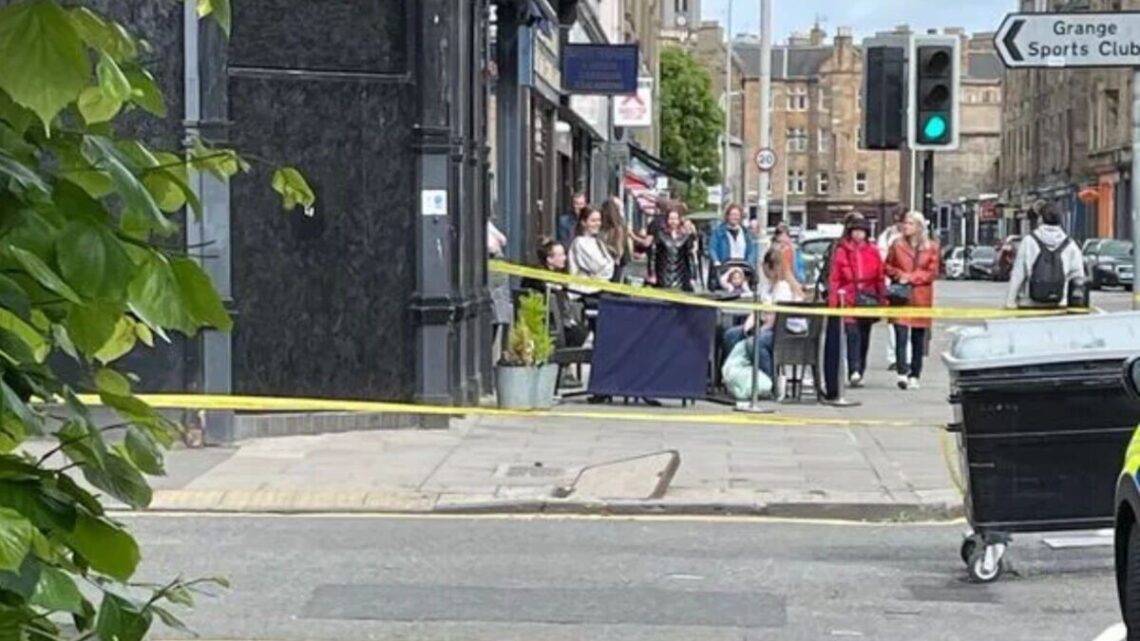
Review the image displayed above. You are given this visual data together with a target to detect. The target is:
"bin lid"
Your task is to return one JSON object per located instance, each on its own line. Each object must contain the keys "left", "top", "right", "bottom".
{"left": 942, "top": 312, "right": 1140, "bottom": 371}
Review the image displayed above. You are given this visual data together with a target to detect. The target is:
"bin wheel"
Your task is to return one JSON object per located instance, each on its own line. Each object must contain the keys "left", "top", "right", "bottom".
{"left": 960, "top": 536, "right": 978, "bottom": 564}
{"left": 967, "top": 545, "right": 1005, "bottom": 583}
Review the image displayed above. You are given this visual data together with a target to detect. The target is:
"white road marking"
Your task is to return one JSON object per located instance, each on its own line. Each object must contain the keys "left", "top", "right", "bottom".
{"left": 1042, "top": 530, "right": 1114, "bottom": 549}
{"left": 1092, "top": 623, "right": 1125, "bottom": 641}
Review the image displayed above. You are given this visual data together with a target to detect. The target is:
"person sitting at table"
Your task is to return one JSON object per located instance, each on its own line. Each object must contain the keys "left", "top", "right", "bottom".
{"left": 646, "top": 205, "right": 698, "bottom": 291}
{"left": 721, "top": 248, "right": 805, "bottom": 377}
{"left": 522, "top": 238, "right": 589, "bottom": 350}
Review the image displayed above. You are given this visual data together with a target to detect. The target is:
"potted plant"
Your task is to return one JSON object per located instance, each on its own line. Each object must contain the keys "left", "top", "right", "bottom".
{"left": 496, "top": 291, "right": 558, "bottom": 409}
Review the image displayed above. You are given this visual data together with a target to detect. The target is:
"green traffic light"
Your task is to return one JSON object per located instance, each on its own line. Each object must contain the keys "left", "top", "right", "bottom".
{"left": 922, "top": 114, "right": 947, "bottom": 142}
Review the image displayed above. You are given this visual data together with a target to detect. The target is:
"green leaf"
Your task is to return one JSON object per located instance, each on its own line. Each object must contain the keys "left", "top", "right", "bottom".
{"left": 78, "top": 86, "right": 124, "bottom": 125}
{"left": 0, "top": 90, "right": 35, "bottom": 136}
{"left": 0, "top": 413, "right": 28, "bottom": 453}
{"left": 30, "top": 565, "right": 84, "bottom": 614}
{"left": 0, "top": 507, "right": 33, "bottom": 571}
{"left": 95, "top": 368, "right": 131, "bottom": 396}
{"left": 122, "top": 65, "right": 165, "bottom": 117}
{"left": 0, "top": 275, "right": 30, "bottom": 321}
{"left": 55, "top": 221, "right": 133, "bottom": 303}
{"left": 134, "top": 321, "right": 154, "bottom": 348}
{"left": 271, "top": 166, "right": 316, "bottom": 212}
{"left": 9, "top": 246, "right": 81, "bottom": 303}
{"left": 123, "top": 427, "right": 163, "bottom": 475}
{"left": 81, "top": 136, "right": 175, "bottom": 236}
{"left": 96, "top": 593, "right": 152, "bottom": 641}
{"left": 0, "top": 149, "right": 48, "bottom": 194}
{"left": 1, "top": 381, "right": 41, "bottom": 433}
{"left": 68, "top": 8, "right": 137, "bottom": 62}
{"left": 82, "top": 451, "right": 151, "bottom": 509}
{"left": 57, "top": 419, "right": 105, "bottom": 468}
{"left": 197, "top": 0, "right": 232, "bottom": 36}
{"left": 171, "top": 258, "right": 231, "bottom": 331}
{"left": 0, "top": 308, "right": 47, "bottom": 363}
{"left": 94, "top": 316, "right": 137, "bottom": 364}
{"left": 128, "top": 254, "right": 195, "bottom": 334}
{"left": 55, "top": 143, "right": 115, "bottom": 198}
{"left": 151, "top": 605, "right": 190, "bottom": 633}
{"left": 67, "top": 512, "right": 138, "bottom": 581}
{"left": 0, "top": 554, "right": 42, "bottom": 598}
{"left": 67, "top": 303, "right": 118, "bottom": 356}
{"left": 0, "top": 1, "right": 90, "bottom": 130}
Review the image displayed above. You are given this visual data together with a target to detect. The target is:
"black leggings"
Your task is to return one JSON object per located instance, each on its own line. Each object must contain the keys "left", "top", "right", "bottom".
{"left": 845, "top": 319, "right": 875, "bottom": 378}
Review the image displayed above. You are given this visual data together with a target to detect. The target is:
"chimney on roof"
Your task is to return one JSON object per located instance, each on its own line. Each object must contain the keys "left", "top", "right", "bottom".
{"left": 809, "top": 21, "right": 826, "bottom": 46}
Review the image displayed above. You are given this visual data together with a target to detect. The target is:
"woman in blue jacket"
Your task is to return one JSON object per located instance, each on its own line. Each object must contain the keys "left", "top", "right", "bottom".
{"left": 708, "top": 204, "right": 758, "bottom": 289}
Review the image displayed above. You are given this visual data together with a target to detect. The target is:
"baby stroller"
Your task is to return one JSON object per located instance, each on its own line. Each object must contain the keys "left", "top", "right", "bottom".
{"left": 712, "top": 260, "right": 758, "bottom": 295}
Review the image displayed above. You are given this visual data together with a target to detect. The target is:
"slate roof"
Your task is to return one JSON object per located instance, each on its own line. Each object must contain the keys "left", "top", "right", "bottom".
{"left": 734, "top": 41, "right": 833, "bottom": 80}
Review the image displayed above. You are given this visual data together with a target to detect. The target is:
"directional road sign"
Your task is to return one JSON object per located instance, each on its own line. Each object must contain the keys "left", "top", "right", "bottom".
{"left": 996, "top": 12, "right": 1140, "bottom": 68}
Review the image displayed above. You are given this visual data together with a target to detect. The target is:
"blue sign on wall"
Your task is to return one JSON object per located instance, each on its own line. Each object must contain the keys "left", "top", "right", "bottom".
{"left": 562, "top": 44, "right": 640, "bottom": 95}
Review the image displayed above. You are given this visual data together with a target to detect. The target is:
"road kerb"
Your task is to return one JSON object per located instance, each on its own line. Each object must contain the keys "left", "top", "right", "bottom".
{"left": 128, "top": 489, "right": 964, "bottom": 522}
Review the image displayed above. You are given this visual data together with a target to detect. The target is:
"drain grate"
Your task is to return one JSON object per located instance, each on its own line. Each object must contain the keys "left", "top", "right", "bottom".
{"left": 495, "top": 463, "right": 567, "bottom": 479}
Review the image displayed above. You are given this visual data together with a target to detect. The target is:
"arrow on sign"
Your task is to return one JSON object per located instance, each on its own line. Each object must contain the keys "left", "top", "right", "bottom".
{"left": 1002, "top": 18, "right": 1024, "bottom": 62}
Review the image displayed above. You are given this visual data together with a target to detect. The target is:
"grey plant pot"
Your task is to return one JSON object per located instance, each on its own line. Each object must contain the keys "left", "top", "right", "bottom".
{"left": 532, "top": 363, "right": 559, "bottom": 410}
{"left": 496, "top": 363, "right": 560, "bottom": 410}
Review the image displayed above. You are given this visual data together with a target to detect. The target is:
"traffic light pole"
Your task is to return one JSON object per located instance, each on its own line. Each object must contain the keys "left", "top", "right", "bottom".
{"left": 1132, "top": 69, "right": 1140, "bottom": 310}
{"left": 922, "top": 150, "right": 935, "bottom": 222}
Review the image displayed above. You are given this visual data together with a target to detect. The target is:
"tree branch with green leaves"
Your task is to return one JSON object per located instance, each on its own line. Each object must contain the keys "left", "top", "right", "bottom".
{"left": 0, "top": 1, "right": 314, "bottom": 639}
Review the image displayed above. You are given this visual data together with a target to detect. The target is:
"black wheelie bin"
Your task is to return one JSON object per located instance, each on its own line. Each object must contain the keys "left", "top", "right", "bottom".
{"left": 942, "top": 312, "right": 1140, "bottom": 583}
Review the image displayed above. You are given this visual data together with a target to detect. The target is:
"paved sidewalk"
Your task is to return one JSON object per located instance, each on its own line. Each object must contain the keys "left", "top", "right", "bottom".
{"left": 126, "top": 323, "right": 964, "bottom": 520}
{"left": 3, "top": 321, "right": 964, "bottom": 520}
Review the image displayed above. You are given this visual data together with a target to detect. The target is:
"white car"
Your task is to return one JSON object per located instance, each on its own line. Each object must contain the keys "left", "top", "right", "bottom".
{"left": 944, "top": 246, "right": 966, "bottom": 280}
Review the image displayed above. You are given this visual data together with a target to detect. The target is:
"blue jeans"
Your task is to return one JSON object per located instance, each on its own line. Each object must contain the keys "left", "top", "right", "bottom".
{"left": 723, "top": 327, "right": 774, "bottom": 378}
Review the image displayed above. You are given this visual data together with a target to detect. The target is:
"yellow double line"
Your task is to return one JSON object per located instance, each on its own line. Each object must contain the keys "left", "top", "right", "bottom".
{"left": 491, "top": 259, "right": 1085, "bottom": 321}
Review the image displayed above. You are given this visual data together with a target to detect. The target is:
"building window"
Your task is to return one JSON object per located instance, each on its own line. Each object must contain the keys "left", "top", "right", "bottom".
{"left": 854, "top": 171, "right": 868, "bottom": 195}
{"left": 817, "top": 172, "right": 830, "bottom": 194}
{"left": 787, "top": 128, "right": 808, "bottom": 152}
{"left": 819, "top": 129, "right": 830, "bottom": 152}
{"left": 787, "top": 86, "right": 808, "bottom": 111}
{"left": 819, "top": 87, "right": 831, "bottom": 111}
{"left": 788, "top": 170, "right": 806, "bottom": 195}
{"left": 675, "top": 0, "right": 688, "bottom": 12}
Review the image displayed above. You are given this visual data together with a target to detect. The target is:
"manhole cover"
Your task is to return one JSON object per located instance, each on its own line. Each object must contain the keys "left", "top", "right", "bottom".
{"left": 495, "top": 464, "right": 566, "bottom": 479}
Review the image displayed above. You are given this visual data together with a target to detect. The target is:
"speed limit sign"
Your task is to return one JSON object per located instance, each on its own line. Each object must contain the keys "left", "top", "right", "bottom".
{"left": 755, "top": 147, "right": 777, "bottom": 172}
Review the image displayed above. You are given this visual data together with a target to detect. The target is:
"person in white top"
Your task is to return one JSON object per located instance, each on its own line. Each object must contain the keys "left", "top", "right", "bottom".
{"left": 877, "top": 211, "right": 909, "bottom": 371}
{"left": 567, "top": 206, "right": 615, "bottom": 294}
{"left": 722, "top": 248, "right": 805, "bottom": 374}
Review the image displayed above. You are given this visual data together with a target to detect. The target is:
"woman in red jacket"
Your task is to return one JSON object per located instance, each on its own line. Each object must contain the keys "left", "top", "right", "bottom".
{"left": 828, "top": 213, "right": 886, "bottom": 387}
{"left": 884, "top": 211, "right": 941, "bottom": 390}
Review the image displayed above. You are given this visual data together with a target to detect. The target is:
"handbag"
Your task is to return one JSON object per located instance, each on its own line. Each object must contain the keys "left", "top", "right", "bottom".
{"left": 887, "top": 282, "right": 913, "bottom": 304}
{"left": 855, "top": 291, "right": 880, "bottom": 307}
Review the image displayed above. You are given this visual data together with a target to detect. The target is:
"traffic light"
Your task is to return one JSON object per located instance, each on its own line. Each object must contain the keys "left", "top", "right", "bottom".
{"left": 909, "top": 35, "right": 960, "bottom": 151}
{"left": 862, "top": 45, "right": 906, "bottom": 150}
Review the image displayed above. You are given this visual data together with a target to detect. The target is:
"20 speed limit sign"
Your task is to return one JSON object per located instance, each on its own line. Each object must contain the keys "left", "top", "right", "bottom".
{"left": 755, "top": 147, "right": 777, "bottom": 172}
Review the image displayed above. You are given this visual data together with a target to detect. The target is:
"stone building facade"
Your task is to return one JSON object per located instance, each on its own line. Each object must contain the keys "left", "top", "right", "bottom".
{"left": 932, "top": 32, "right": 1004, "bottom": 204}
{"left": 736, "top": 27, "right": 903, "bottom": 230}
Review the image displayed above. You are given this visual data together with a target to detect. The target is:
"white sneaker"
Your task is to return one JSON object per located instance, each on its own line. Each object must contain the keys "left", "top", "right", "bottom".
{"left": 897, "top": 375, "right": 908, "bottom": 390}
{"left": 849, "top": 372, "right": 863, "bottom": 388}
{"left": 907, "top": 377, "right": 920, "bottom": 390}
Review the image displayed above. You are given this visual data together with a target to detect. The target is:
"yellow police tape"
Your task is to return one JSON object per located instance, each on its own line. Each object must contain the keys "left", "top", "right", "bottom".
{"left": 490, "top": 259, "right": 1085, "bottom": 321}
{"left": 77, "top": 393, "right": 920, "bottom": 429}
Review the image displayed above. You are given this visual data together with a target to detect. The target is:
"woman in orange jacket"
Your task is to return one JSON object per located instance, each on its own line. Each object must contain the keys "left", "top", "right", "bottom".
{"left": 884, "top": 211, "right": 941, "bottom": 390}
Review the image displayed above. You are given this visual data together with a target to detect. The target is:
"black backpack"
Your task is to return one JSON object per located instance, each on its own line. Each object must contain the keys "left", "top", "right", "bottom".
{"left": 1028, "top": 235, "right": 1071, "bottom": 304}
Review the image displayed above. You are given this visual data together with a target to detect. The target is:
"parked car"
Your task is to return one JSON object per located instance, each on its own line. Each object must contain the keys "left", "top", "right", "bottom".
{"left": 944, "top": 246, "right": 966, "bottom": 280}
{"left": 966, "top": 245, "right": 997, "bottom": 280}
{"left": 799, "top": 233, "right": 840, "bottom": 293}
{"left": 1085, "top": 239, "right": 1135, "bottom": 291}
{"left": 992, "top": 236, "right": 1022, "bottom": 282}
